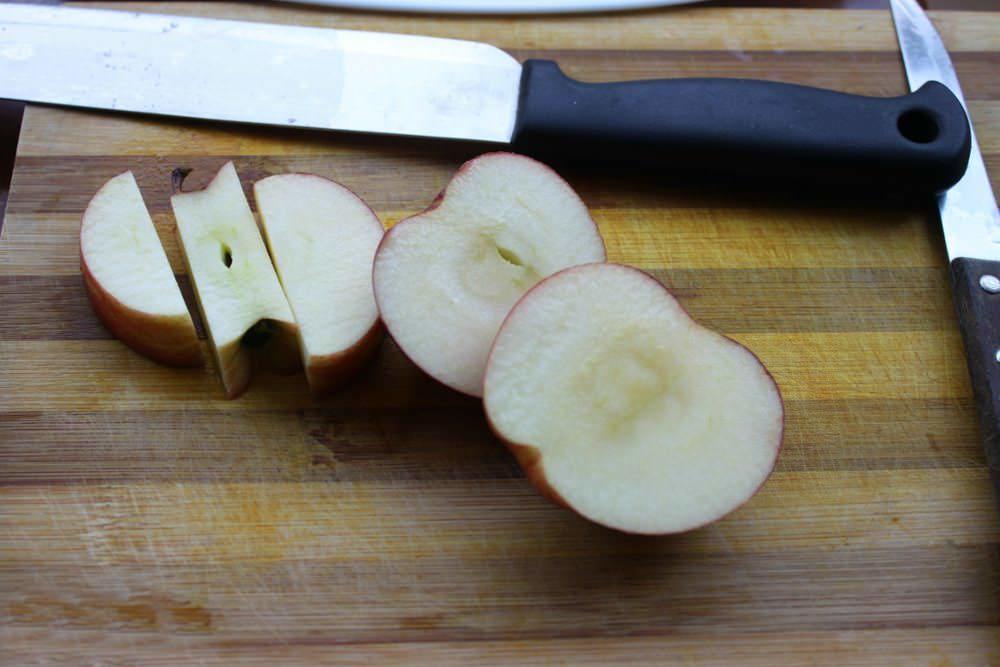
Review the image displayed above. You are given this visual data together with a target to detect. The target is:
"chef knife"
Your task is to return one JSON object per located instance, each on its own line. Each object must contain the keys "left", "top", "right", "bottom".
{"left": 0, "top": 4, "right": 972, "bottom": 192}
{"left": 891, "top": 0, "right": 1000, "bottom": 496}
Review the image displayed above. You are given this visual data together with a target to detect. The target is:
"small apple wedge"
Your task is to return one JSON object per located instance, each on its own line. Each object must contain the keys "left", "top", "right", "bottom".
{"left": 373, "top": 152, "right": 606, "bottom": 396}
{"left": 172, "top": 162, "right": 298, "bottom": 399}
{"left": 484, "top": 263, "right": 783, "bottom": 535}
{"left": 80, "top": 171, "right": 201, "bottom": 367}
{"left": 253, "top": 174, "right": 385, "bottom": 394}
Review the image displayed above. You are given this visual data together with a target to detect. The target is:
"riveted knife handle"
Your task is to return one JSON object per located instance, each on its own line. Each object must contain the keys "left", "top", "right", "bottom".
{"left": 512, "top": 60, "right": 971, "bottom": 193}
{"left": 950, "top": 257, "right": 1000, "bottom": 494}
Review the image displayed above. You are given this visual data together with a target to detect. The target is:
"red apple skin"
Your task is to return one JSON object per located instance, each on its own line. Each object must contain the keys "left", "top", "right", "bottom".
{"left": 305, "top": 320, "right": 385, "bottom": 395}
{"left": 372, "top": 152, "right": 606, "bottom": 396}
{"left": 483, "top": 263, "right": 784, "bottom": 536}
{"left": 81, "top": 253, "right": 203, "bottom": 367}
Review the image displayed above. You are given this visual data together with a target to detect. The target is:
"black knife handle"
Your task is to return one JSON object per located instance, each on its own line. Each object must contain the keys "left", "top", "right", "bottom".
{"left": 512, "top": 60, "right": 971, "bottom": 193}
{"left": 950, "top": 257, "right": 1000, "bottom": 493}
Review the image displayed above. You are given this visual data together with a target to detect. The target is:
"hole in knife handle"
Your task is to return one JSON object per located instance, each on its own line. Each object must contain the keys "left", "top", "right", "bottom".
{"left": 897, "top": 109, "right": 939, "bottom": 144}
{"left": 221, "top": 243, "right": 233, "bottom": 268}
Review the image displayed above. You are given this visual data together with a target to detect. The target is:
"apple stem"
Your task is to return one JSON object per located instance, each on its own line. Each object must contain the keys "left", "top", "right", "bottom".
{"left": 171, "top": 167, "right": 193, "bottom": 194}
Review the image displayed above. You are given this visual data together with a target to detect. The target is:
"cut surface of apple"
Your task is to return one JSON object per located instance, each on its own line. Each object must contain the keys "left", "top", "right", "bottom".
{"left": 80, "top": 171, "right": 201, "bottom": 367}
{"left": 172, "top": 162, "right": 298, "bottom": 398}
{"left": 484, "top": 263, "right": 783, "bottom": 535}
{"left": 254, "top": 173, "right": 385, "bottom": 394}
{"left": 373, "top": 152, "right": 606, "bottom": 396}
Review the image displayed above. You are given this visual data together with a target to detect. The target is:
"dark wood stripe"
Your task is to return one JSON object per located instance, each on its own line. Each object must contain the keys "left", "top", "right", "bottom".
{"left": 650, "top": 267, "right": 957, "bottom": 333}
{"left": 6, "top": 154, "right": 465, "bottom": 215}
{"left": 0, "top": 398, "right": 980, "bottom": 485}
{"left": 0, "top": 274, "right": 205, "bottom": 341}
{"left": 508, "top": 50, "right": 1000, "bottom": 100}
{"left": 5, "top": 154, "right": 944, "bottom": 216}
{"left": 0, "top": 268, "right": 957, "bottom": 342}
{"left": 780, "top": 398, "right": 983, "bottom": 471}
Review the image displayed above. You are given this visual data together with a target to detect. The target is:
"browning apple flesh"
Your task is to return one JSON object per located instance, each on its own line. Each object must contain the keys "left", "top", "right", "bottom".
{"left": 484, "top": 263, "right": 784, "bottom": 535}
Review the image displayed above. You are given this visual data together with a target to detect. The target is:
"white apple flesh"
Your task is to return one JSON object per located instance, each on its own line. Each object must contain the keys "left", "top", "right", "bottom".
{"left": 254, "top": 174, "right": 385, "bottom": 394}
{"left": 80, "top": 171, "right": 201, "bottom": 367}
{"left": 484, "top": 263, "right": 783, "bottom": 535}
{"left": 373, "top": 152, "right": 606, "bottom": 397}
{"left": 172, "top": 162, "right": 298, "bottom": 398}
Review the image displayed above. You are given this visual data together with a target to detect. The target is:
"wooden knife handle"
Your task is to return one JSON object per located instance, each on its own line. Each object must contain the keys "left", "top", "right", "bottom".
{"left": 512, "top": 59, "right": 972, "bottom": 193}
{"left": 950, "top": 257, "right": 1000, "bottom": 496}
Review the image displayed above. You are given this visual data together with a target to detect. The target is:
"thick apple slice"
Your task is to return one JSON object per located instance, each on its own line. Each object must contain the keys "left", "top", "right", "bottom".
{"left": 172, "top": 162, "right": 298, "bottom": 398}
{"left": 254, "top": 174, "right": 385, "bottom": 394}
{"left": 80, "top": 171, "right": 201, "bottom": 367}
{"left": 373, "top": 152, "right": 606, "bottom": 396}
{"left": 484, "top": 263, "right": 783, "bottom": 535}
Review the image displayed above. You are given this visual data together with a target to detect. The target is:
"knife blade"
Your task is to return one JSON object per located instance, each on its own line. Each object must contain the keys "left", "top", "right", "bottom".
{"left": 0, "top": 4, "right": 522, "bottom": 143}
{"left": 891, "top": 0, "right": 1000, "bottom": 497}
{"left": 0, "top": 4, "right": 973, "bottom": 191}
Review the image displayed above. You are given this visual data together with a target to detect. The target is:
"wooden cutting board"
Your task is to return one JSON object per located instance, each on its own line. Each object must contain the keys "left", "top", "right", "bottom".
{"left": 2, "top": 2, "right": 999, "bottom": 664}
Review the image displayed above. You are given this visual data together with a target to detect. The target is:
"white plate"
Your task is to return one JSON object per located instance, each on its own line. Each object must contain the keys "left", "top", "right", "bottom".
{"left": 275, "top": 0, "right": 707, "bottom": 14}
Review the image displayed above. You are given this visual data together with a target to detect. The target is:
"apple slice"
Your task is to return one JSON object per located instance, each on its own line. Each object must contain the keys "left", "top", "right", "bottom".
{"left": 484, "top": 263, "right": 783, "bottom": 535}
{"left": 80, "top": 171, "right": 201, "bottom": 367}
{"left": 373, "top": 152, "right": 606, "bottom": 396}
{"left": 172, "top": 162, "right": 298, "bottom": 398}
{"left": 253, "top": 174, "right": 385, "bottom": 394}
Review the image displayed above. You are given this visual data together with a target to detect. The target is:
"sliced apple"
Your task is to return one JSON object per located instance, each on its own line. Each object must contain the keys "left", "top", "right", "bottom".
{"left": 372, "top": 152, "right": 606, "bottom": 396}
{"left": 171, "top": 162, "right": 298, "bottom": 398}
{"left": 484, "top": 263, "right": 783, "bottom": 535}
{"left": 80, "top": 171, "right": 201, "bottom": 367}
{"left": 253, "top": 173, "right": 385, "bottom": 394}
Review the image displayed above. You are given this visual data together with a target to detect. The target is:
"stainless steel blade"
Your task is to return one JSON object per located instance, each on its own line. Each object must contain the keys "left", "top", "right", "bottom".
{"left": 890, "top": 0, "right": 1000, "bottom": 262}
{"left": 0, "top": 4, "right": 522, "bottom": 142}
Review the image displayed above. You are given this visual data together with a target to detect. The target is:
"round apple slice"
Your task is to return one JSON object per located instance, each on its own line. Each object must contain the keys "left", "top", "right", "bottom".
{"left": 81, "top": 171, "right": 201, "bottom": 367}
{"left": 254, "top": 174, "right": 385, "bottom": 394}
{"left": 373, "top": 152, "right": 606, "bottom": 396}
{"left": 484, "top": 263, "right": 783, "bottom": 535}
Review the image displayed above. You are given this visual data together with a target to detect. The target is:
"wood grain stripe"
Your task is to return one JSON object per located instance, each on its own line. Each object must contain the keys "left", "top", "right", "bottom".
{"left": 626, "top": 267, "right": 960, "bottom": 331}
{"left": 2, "top": 628, "right": 998, "bottom": 666}
{"left": 0, "top": 399, "right": 982, "bottom": 485}
{"left": 1, "top": 474, "right": 996, "bottom": 562}
{"left": 0, "top": 268, "right": 958, "bottom": 343}
{"left": 0, "top": 339, "right": 471, "bottom": 411}
{"left": 72, "top": 3, "right": 1000, "bottom": 53}
{"left": 0, "top": 331, "right": 973, "bottom": 411}
{"left": 0, "top": 274, "right": 201, "bottom": 341}
{"left": 0, "top": 549, "right": 996, "bottom": 639}
{"left": 11, "top": 156, "right": 994, "bottom": 218}
{"left": 0, "top": 205, "right": 947, "bottom": 276}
